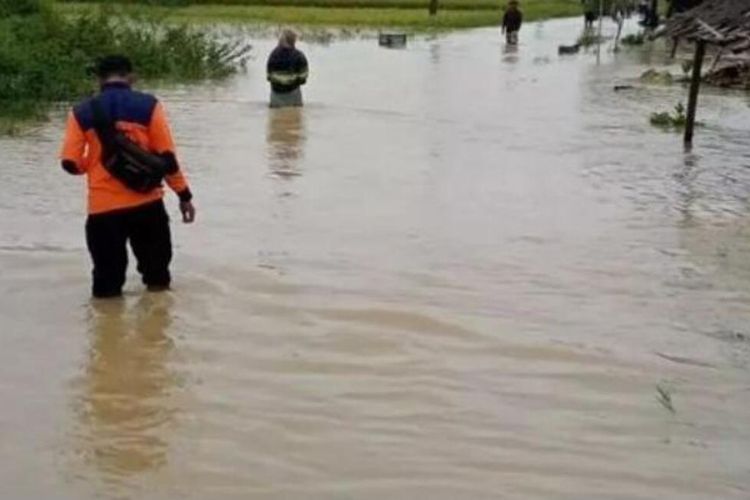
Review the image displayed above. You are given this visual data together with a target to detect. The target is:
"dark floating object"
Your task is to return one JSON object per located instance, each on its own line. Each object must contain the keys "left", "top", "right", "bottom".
{"left": 655, "top": 383, "right": 676, "bottom": 414}
{"left": 379, "top": 33, "right": 407, "bottom": 48}
{"left": 614, "top": 84, "right": 635, "bottom": 91}
{"left": 558, "top": 44, "right": 580, "bottom": 55}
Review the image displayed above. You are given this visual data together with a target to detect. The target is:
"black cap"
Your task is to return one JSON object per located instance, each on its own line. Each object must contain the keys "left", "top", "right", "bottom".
{"left": 95, "top": 55, "right": 134, "bottom": 79}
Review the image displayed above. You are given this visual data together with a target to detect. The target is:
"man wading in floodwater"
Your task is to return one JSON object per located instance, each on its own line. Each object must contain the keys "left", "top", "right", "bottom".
{"left": 267, "top": 30, "right": 309, "bottom": 108}
{"left": 59, "top": 55, "right": 196, "bottom": 298}
{"left": 502, "top": 0, "right": 523, "bottom": 45}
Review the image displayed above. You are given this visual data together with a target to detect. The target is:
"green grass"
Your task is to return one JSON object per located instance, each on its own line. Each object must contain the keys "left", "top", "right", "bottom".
{"left": 63, "top": 0, "right": 506, "bottom": 11}
{"left": 62, "top": 0, "right": 583, "bottom": 13}
{"left": 0, "top": 0, "right": 250, "bottom": 134}
{"left": 59, "top": 0, "right": 583, "bottom": 28}
{"left": 62, "top": 4, "right": 501, "bottom": 28}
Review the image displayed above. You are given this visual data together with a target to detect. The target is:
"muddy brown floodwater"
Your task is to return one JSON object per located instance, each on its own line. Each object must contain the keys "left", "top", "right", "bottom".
{"left": 1, "top": 18, "right": 750, "bottom": 500}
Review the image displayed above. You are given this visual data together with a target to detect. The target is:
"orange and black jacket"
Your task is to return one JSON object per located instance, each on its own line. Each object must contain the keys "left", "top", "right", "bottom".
{"left": 60, "top": 82, "right": 192, "bottom": 215}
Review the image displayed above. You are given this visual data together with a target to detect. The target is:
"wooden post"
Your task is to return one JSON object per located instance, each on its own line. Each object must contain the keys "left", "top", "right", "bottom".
{"left": 428, "top": 0, "right": 438, "bottom": 16}
{"left": 684, "top": 40, "right": 706, "bottom": 146}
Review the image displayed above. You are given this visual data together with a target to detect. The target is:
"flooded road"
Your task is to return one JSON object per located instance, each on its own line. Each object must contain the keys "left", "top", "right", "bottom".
{"left": 1, "top": 18, "right": 750, "bottom": 499}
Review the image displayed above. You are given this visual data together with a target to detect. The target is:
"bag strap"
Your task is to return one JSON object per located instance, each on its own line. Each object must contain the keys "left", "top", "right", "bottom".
{"left": 90, "top": 97, "right": 117, "bottom": 149}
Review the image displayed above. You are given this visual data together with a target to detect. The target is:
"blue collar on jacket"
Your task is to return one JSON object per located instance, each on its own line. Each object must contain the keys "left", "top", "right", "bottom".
{"left": 100, "top": 81, "right": 132, "bottom": 92}
{"left": 74, "top": 82, "right": 156, "bottom": 130}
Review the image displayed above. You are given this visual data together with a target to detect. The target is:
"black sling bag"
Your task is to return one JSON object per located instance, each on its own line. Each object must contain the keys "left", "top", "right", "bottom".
{"left": 90, "top": 98, "right": 172, "bottom": 193}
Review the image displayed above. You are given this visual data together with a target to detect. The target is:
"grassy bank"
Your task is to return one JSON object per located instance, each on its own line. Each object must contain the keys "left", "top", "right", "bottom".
{"left": 59, "top": 0, "right": 583, "bottom": 28}
{"left": 61, "top": 0, "right": 582, "bottom": 12}
{"left": 0, "top": 0, "right": 250, "bottom": 134}
{"left": 63, "top": 0, "right": 505, "bottom": 11}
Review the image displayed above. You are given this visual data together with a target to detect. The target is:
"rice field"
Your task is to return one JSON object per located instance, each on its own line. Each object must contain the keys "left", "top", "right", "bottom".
{"left": 58, "top": 0, "right": 583, "bottom": 29}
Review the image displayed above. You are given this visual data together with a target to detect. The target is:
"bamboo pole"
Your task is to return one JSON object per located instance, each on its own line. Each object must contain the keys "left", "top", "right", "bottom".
{"left": 684, "top": 40, "right": 706, "bottom": 146}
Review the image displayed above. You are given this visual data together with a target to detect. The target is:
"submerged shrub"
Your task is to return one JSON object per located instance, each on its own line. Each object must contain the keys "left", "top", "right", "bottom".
{"left": 621, "top": 31, "right": 645, "bottom": 46}
{"left": 649, "top": 102, "right": 702, "bottom": 130}
{"left": 0, "top": 4, "right": 251, "bottom": 129}
{"left": 576, "top": 29, "right": 604, "bottom": 48}
{"left": 640, "top": 68, "right": 674, "bottom": 85}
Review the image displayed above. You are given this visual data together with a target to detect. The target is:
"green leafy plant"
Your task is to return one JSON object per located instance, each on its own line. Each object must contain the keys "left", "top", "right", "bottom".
{"left": 650, "top": 102, "right": 701, "bottom": 130}
{"left": 0, "top": 2, "right": 251, "bottom": 133}
{"left": 0, "top": 0, "right": 47, "bottom": 17}
{"left": 577, "top": 29, "right": 603, "bottom": 48}
{"left": 640, "top": 68, "right": 674, "bottom": 85}
{"left": 621, "top": 31, "right": 645, "bottom": 46}
{"left": 57, "top": 0, "right": 589, "bottom": 29}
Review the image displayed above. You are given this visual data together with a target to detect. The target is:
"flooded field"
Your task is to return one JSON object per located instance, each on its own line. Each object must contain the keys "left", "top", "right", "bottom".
{"left": 1, "top": 18, "right": 749, "bottom": 500}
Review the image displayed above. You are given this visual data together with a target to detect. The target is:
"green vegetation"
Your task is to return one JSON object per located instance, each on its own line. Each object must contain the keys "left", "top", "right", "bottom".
{"left": 0, "top": 103, "right": 47, "bottom": 136}
{"left": 63, "top": 0, "right": 505, "bottom": 11}
{"left": 2, "top": 0, "right": 584, "bottom": 132}
{"left": 0, "top": 0, "right": 45, "bottom": 16}
{"left": 0, "top": 0, "right": 250, "bottom": 133}
{"left": 59, "top": 0, "right": 584, "bottom": 28}
{"left": 60, "top": 3, "right": 500, "bottom": 28}
{"left": 640, "top": 68, "right": 675, "bottom": 85}
{"left": 650, "top": 102, "right": 701, "bottom": 130}
{"left": 576, "top": 29, "right": 604, "bottom": 48}
{"left": 620, "top": 31, "right": 644, "bottom": 46}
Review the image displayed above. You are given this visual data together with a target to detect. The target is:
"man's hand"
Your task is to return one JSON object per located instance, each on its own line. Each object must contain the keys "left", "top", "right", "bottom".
{"left": 180, "top": 201, "right": 196, "bottom": 224}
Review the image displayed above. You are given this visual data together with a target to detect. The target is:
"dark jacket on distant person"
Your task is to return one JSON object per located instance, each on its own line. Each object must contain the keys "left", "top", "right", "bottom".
{"left": 266, "top": 46, "right": 309, "bottom": 94}
{"left": 503, "top": 7, "right": 523, "bottom": 32}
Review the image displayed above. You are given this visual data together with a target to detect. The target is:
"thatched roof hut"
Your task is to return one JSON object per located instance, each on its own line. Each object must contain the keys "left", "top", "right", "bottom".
{"left": 657, "top": 0, "right": 750, "bottom": 48}
{"left": 654, "top": 0, "right": 750, "bottom": 145}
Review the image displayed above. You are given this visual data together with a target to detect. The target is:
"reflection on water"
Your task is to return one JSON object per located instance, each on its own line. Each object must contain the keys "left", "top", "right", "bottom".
{"left": 502, "top": 42, "right": 520, "bottom": 60}
{"left": 76, "top": 295, "right": 177, "bottom": 490}
{"left": 266, "top": 107, "right": 306, "bottom": 179}
{"left": 675, "top": 153, "right": 700, "bottom": 225}
{"left": 429, "top": 42, "right": 441, "bottom": 65}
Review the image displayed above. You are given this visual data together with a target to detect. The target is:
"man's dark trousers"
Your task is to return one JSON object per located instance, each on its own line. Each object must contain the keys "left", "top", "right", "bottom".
{"left": 86, "top": 200, "right": 172, "bottom": 298}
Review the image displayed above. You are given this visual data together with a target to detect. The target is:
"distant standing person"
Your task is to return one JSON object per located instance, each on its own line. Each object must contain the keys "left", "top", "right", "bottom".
{"left": 502, "top": 0, "right": 523, "bottom": 45}
{"left": 267, "top": 30, "right": 309, "bottom": 108}
{"left": 583, "top": 0, "right": 597, "bottom": 29}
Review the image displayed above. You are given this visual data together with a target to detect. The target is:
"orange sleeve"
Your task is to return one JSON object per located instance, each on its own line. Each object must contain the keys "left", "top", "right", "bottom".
{"left": 148, "top": 102, "right": 176, "bottom": 154}
{"left": 148, "top": 102, "right": 191, "bottom": 197}
{"left": 60, "top": 112, "right": 88, "bottom": 173}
